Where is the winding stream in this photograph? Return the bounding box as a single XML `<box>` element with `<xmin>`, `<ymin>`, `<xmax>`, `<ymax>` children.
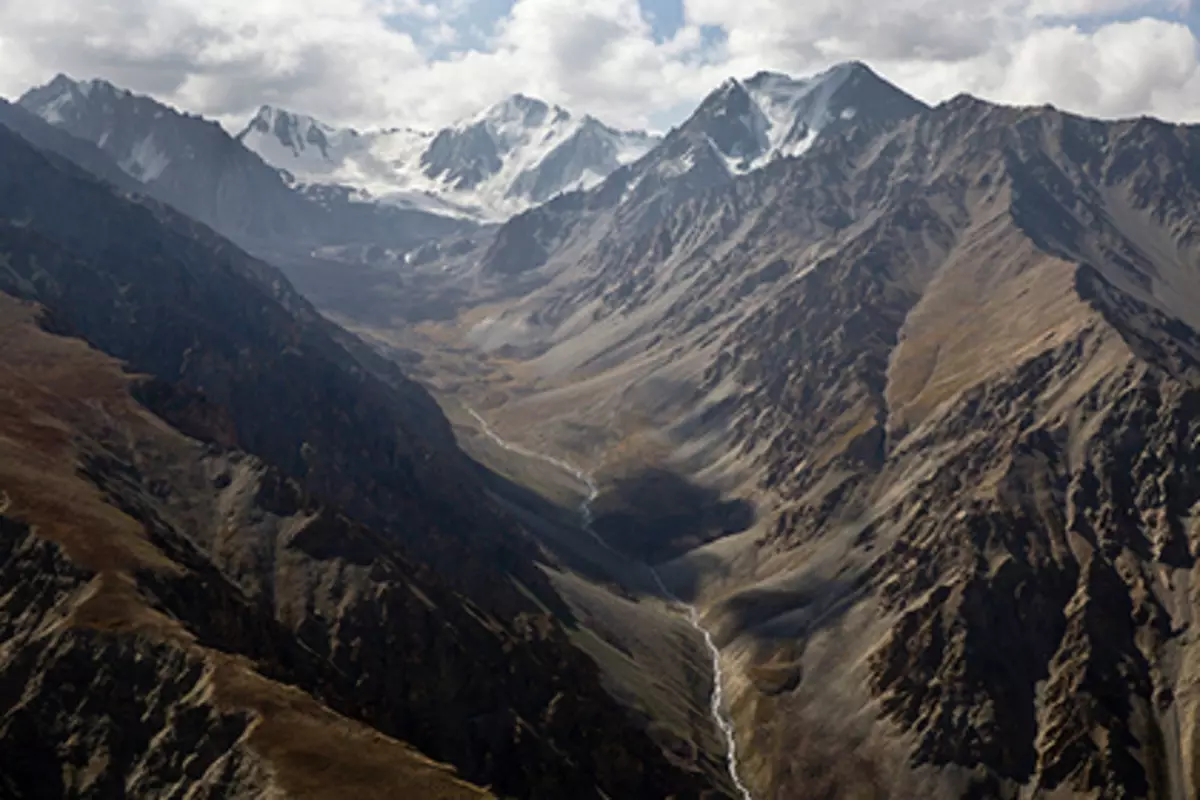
<box><xmin>466</xmin><ymin>408</ymin><xmax>754</xmax><ymax>800</ymax></box>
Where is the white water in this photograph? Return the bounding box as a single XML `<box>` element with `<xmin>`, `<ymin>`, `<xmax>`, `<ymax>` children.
<box><xmin>466</xmin><ymin>408</ymin><xmax>754</xmax><ymax>800</ymax></box>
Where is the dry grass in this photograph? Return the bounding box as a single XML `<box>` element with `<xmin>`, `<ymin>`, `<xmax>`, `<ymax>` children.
<box><xmin>815</xmin><ymin>403</ymin><xmax>878</xmax><ymax>468</ymax></box>
<box><xmin>888</xmin><ymin>220</ymin><xmax>1097</xmax><ymax>434</ymax></box>
<box><xmin>212</xmin><ymin>657</ymin><xmax>493</xmax><ymax>800</ymax></box>
<box><xmin>0</xmin><ymin>294</ymin><xmax>177</xmax><ymax>574</ymax></box>
<box><xmin>69</xmin><ymin>572</ymin><xmax>197</xmax><ymax>644</ymax></box>
<box><xmin>0</xmin><ymin>292</ymin><xmax>494</xmax><ymax>799</ymax></box>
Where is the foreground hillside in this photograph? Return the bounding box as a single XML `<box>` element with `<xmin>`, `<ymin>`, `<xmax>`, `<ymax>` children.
<box><xmin>0</xmin><ymin>123</ymin><xmax>721</xmax><ymax>799</ymax></box>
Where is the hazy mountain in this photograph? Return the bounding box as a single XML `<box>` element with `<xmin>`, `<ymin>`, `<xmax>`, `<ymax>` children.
<box><xmin>0</xmin><ymin>97</ymin><xmax>142</xmax><ymax>193</ymax></box>
<box><xmin>17</xmin><ymin>75</ymin><xmax>468</xmax><ymax>253</ymax></box>
<box><xmin>237</xmin><ymin>95</ymin><xmax>660</xmax><ymax>221</ymax></box>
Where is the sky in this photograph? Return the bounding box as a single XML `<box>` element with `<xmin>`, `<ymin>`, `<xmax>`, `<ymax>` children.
<box><xmin>0</xmin><ymin>0</ymin><xmax>1197</xmax><ymax>132</ymax></box>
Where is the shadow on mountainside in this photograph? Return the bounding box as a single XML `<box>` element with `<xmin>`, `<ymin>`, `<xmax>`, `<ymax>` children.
<box><xmin>591</xmin><ymin>468</ymin><xmax>756</xmax><ymax>564</ymax></box>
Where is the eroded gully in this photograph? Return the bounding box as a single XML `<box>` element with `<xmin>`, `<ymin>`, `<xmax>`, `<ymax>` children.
<box><xmin>467</xmin><ymin>409</ymin><xmax>753</xmax><ymax>800</ymax></box>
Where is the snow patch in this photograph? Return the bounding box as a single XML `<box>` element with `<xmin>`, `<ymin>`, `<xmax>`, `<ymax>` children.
<box><xmin>780</xmin><ymin>128</ymin><xmax>819</xmax><ymax>158</ymax></box>
<box><xmin>36</xmin><ymin>91</ymin><xmax>73</xmax><ymax>125</ymax></box>
<box><xmin>657</xmin><ymin>151</ymin><xmax>696</xmax><ymax>179</ymax></box>
<box><xmin>119</xmin><ymin>134</ymin><xmax>171</xmax><ymax>182</ymax></box>
<box><xmin>731</xmin><ymin>64</ymin><xmax>857</xmax><ymax>171</ymax></box>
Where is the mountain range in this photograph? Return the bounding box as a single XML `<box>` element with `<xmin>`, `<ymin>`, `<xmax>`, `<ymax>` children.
<box><xmin>237</xmin><ymin>95</ymin><xmax>659</xmax><ymax>220</ymax></box>
<box><xmin>5</xmin><ymin>58</ymin><xmax>1200</xmax><ymax>800</ymax></box>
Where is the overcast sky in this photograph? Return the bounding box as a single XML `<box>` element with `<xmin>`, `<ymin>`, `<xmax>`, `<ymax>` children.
<box><xmin>1</xmin><ymin>0</ymin><xmax>1197</xmax><ymax>131</ymax></box>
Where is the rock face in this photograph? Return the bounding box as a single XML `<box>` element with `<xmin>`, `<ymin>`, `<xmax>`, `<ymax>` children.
<box><xmin>383</xmin><ymin>71</ymin><xmax>1200</xmax><ymax>798</ymax></box>
<box><xmin>0</xmin><ymin>125</ymin><xmax>719</xmax><ymax>799</ymax></box>
<box><xmin>16</xmin><ymin>75</ymin><xmax>467</xmax><ymax>253</ymax></box>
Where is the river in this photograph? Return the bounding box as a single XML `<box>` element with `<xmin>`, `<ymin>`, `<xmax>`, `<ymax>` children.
<box><xmin>466</xmin><ymin>409</ymin><xmax>754</xmax><ymax>800</ymax></box>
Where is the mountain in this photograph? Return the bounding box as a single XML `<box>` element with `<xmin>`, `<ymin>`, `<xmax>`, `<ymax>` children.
<box><xmin>17</xmin><ymin>75</ymin><xmax>468</xmax><ymax>253</ymax></box>
<box><xmin>681</xmin><ymin>63</ymin><xmax>923</xmax><ymax>175</ymax></box>
<box><xmin>468</xmin><ymin>61</ymin><xmax>925</xmax><ymax>278</ymax></box>
<box><xmin>347</xmin><ymin>64</ymin><xmax>1200</xmax><ymax>798</ymax></box>
<box><xmin>236</xmin><ymin>95</ymin><xmax>660</xmax><ymax>220</ymax></box>
<box><xmin>0</xmin><ymin>97</ymin><xmax>142</xmax><ymax>193</ymax></box>
<box><xmin>0</xmin><ymin>122</ymin><xmax>722</xmax><ymax>798</ymax></box>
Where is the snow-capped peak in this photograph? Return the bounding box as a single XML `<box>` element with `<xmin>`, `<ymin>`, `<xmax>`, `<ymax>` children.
<box><xmin>22</xmin><ymin>74</ymin><xmax>120</xmax><ymax>124</ymax></box>
<box><xmin>681</xmin><ymin>61</ymin><xmax>918</xmax><ymax>175</ymax></box>
<box><xmin>477</xmin><ymin>94</ymin><xmax>568</xmax><ymax>128</ymax></box>
<box><xmin>237</xmin><ymin>105</ymin><xmax>362</xmax><ymax>166</ymax></box>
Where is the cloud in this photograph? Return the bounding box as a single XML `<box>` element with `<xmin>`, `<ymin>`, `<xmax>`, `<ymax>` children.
<box><xmin>1026</xmin><ymin>0</ymin><xmax>1189</xmax><ymax>18</ymax></box>
<box><xmin>996</xmin><ymin>17</ymin><xmax>1200</xmax><ymax>117</ymax></box>
<box><xmin>684</xmin><ymin>0</ymin><xmax>1019</xmax><ymax>67</ymax></box>
<box><xmin>0</xmin><ymin>0</ymin><xmax>1197</xmax><ymax>132</ymax></box>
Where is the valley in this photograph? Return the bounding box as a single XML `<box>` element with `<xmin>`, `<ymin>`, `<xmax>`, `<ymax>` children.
<box><xmin>4</xmin><ymin>52</ymin><xmax>1200</xmax><ymax>800</ymax></box>
<box><xmin>464</xmin><ymin>403</ymin><xmax>754</xmax><ymax>800</ymax></box>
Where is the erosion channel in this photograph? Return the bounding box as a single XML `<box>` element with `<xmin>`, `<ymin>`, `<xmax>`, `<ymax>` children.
<box><xmin>466</xmin><ymin>409</ymin><xmax>754</xmax><ymax>800</ymax></box>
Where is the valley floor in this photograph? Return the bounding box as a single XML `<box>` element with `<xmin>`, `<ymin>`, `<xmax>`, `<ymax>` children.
<box><xmin>460</xmin><ymin>404</ymin><xmax>755</xmax><ymax>800</ymax></box>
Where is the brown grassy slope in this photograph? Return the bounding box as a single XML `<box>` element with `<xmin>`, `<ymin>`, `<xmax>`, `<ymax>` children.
<box><xmin>0</xmin><ymin>292</ymin><xmax>491</xmax><ymax>800</ymax></box>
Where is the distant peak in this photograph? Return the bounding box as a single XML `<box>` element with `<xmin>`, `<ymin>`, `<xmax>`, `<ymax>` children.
<box><xmin>741</xmin><ymin>62</ymin><xmax>880</xmax><ymax>91</ymax></box>
<box><xmin>42</xmin><ymin>74</ymin><xmax>116</xmax><ymax>98</ymax></box>
<box><xmin>491</xmin><ymin>93</ymin><xmax>551</xmax><ymax>116</ymax></box>
<box><xmin>46</xmin><ymin>73</ymin><xmax>78</xmax><ymax>90</ymax></box>
<box><xmin>506</xmin><ymin>92</ymin><xmax>544</xmax><ymax>109</ymax></box>
<box><xmin>254</xmin><ymin>104</ymin><xmax>318</xmax><ymax>122</ymax></box>
<box><xmin>245</xmin><ymin>105</ymin><xmax>351</xmax><ymax>135</ymax></box>
<box><xmin>831</xmin><ymin>59</ymin><xmax>872</xmax><ymax>74</ymax></box>
<box><xmin>717</xmin><ymin>76</ymin><xmax>746</xmax><ymax>93</ymax></box>
<box><xmin>251</xmin><ymin>105</ymin><xmax>305</xmax><ymax>126</ymax></box>
<box><xmin>744</xmin><ymin>70</ymin><xmax>792</xmax><ymax>86</ymax></box>
<box><xmin>700</xmin><ymin>77</ymin><xmax>751</xmax><ymax>107</ymax></box>
<box><xmin>479</xmin><ymin>92</ymin><xmax>570</xmax><ymax>128</ymax></box>
<box><xmin>939</xmin><ymin>92</ymin><xmax>991</xmax><ymax>112</ymax></box>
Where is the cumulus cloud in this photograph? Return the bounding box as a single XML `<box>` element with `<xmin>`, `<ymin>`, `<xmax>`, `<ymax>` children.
<box><xmin>0</xmin><ymin>0</ymin><xmax>1196</xmax><ymax>131</ymax></box>
<box><xmin>997</xmin><ymin>18</ymin><xmax>1200</xmax><ymax>117</ymax></box>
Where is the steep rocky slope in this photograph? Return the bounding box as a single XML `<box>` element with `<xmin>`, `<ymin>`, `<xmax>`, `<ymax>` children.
<box><xmin>0</xmin><ymin>125</ymin><xmax>721</xmax><ymax>799</ymax></box>
<box><xmin>0</xmin><ymin>294</ymin><xmax>491</xmax><ymax>800</ymax></box>
<box><xmin>373</xmin><ymin>79</ymin><xmax>1200</xmax><ymax>798</ymax></box>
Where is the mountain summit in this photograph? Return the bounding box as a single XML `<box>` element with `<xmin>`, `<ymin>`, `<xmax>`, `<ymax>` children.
<box><xmin>681</xmin><ymin>61</ymin><xmax>925</xmax><ymax>174</ymax></box>
<box><xmin>240</xmin><ymin>105</ymin><xmax>366</xmax><ymax>164</ymax></box>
